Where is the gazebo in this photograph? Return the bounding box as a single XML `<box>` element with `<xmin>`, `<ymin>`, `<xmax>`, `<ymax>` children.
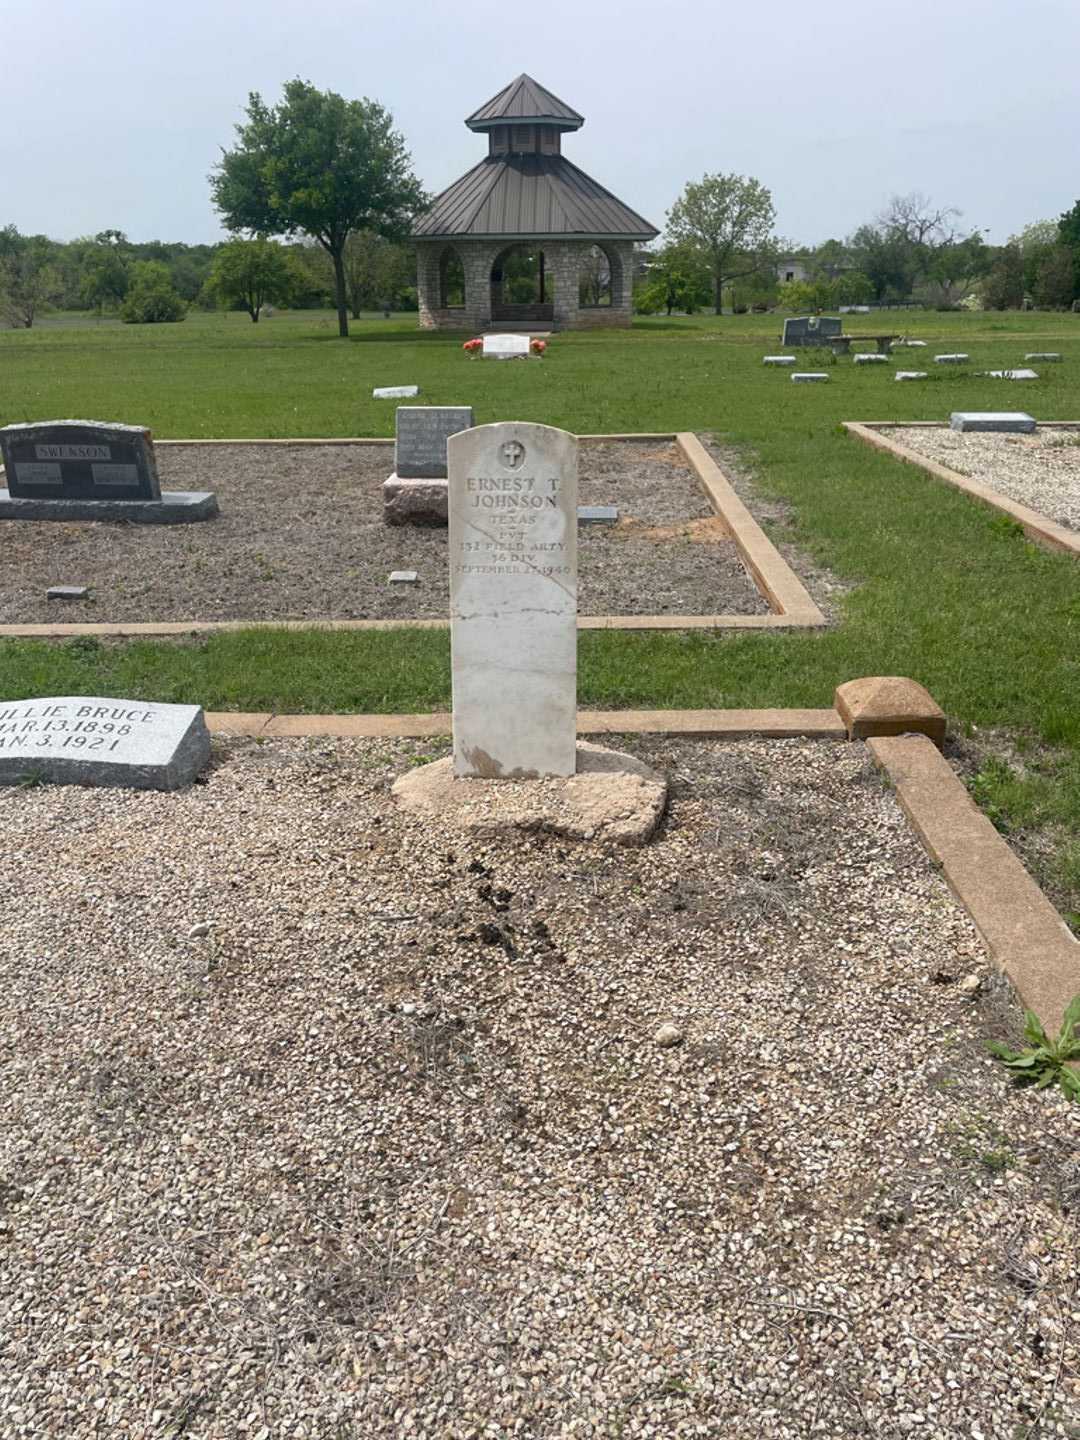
<box><xmin>413</xmin><ymin>74</ymin><xmax>659</xmax><ymax>332</ymax></box>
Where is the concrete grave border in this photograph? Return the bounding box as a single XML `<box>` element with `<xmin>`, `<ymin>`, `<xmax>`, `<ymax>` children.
<box><xmin>844</xmin><ymin>420</ymin><xmax>1080</xmax><ymax>559</ymax></box>
<box><xmin>0</xmin><ymin>433</ymin><xmax>825</xmax><ymax>639</ymax></box>
<box><xmin>203</xmin><ymin>687</ymin><xmax>1080</xmax><ymax>1038</ymax></box>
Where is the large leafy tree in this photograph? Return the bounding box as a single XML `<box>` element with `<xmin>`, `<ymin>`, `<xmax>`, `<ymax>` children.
<box><xmin>208</xmin><ymin>237</ymin><xmax>298</xmax><ymax>321</ymax></box>
<box><xmin>0</xmin><ymin>228</ymin><xmax>62</xmax><ymax>328</ymax></box>
<box><xmin>210</xmin><ymin>79</ymin><xmax>426</xmax><ymax>337</ymax></box>
<box><xmin>665</xmin><ymin>173</ymin><xmax>776</xmax><ymax>315</ymax></box>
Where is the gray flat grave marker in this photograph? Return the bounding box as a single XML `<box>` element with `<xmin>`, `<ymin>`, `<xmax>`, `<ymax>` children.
<box><xmin>1025</xmin><ymin>353</ymin><xmax>1061</xmax><ymax>361</ymax></box>
<box><xmin>0</xmin><ymin>697</ymin><xmax>210</xmax><ymax>790</ymax></box>
<box><xmin>791</xmin><ymin>373</ymin><xmax>830</xmax><ymax>383</ymax></box>
<box><xmin>934</xmin><ymin>354</ymin><xmax>969</xmax><ymax>364</ymax></box>
<box><xmin>482</xmin><ymin>334</ymin><xmax>531</xmax><ymax>359</ymax></box>
<box><xmin>373</xmin><ymin>385</ymin><xmax>419</xmax><ymax>399</ymax></box>
<box><xmin>898</xmin><ymin>339</ymin><xmax>928</xmax><ymax>348</ymax></box>
<box><xmin>987</xmin><ymin>368</ymin><xmax>1039</xmax><ymax>381</ymax></box>
<box><xmin>448</xmin><ymin>422</ymin><xmax>577</xmax><ymax>779</ymax></box>
<box><xmin>578</xmin><ymin>505</ymin><xmax>618</xmax><ymax>523</ymax></box>
<box><xmin>395</xmin><ymin>406</ymin><xmax>474</xmax><ymax>479</ymax></box>
<box><xmin>46</xmin><ymin>586</ymin><xmax>90</xmax><ymax>601</ymax></box>
<box><xmin>388</xmin><ymin>570</ymin><xmax>419</xmax><ymax>584</ymax></box>
<box><xmin>763</xmin><ymin>355</ymin><xmax>797</xmax><ymax>366</ymax></box>
<box><xmin>895</xmin><ymin>371</ymin><xmax>929</xmax><ymax>381</ymax></box>
<box><xmin>853</xmin><ymin>353</ymin><xmax>889</xmax><ymax>364</ymax></box>
<box><xmin>950</xmin><ymin>412</ymin><xmax>1036</xmax><ymax>434</ymax></box>
<box><xmin>0</xmin><ymin>419</ymin><xmax>217</xmax><ymax>524</ymax></box>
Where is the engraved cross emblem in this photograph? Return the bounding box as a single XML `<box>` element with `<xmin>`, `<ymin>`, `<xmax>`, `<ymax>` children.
<box><xmin>499</xmin><ymin>440</ymin><xmax>525</xmax><ymax>470</ymax></box>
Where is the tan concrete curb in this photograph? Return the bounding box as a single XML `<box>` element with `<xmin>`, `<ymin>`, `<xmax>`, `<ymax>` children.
<box><xmin>0</xmin><ymin>432</ymin><xmax>826</xmax><ymax>641</ymax></box>
<box><xmin>869</xmin><ymin>733</ymin><xmax>1080</xmax><ymax>1036</ymax></box>
<box><xmin>844</xmin><ymin>421</ymin><xmax>1080</xmax><ymax>558</ymax></box>
<box><xmin>205</xmin><ymin>707</ymin><xmax>846</xmax><ymax>740</ymax></box>
<box><xmin>676</xmin><ymin>432</ymin><xmax>827</xmax><ymax>626</ymax></box>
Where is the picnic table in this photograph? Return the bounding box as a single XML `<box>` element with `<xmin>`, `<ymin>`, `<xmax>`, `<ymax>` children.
<box><xmin>826</xmin><ymin>334</ymin><xmax>898</xmax><ymax>355</ymax></box>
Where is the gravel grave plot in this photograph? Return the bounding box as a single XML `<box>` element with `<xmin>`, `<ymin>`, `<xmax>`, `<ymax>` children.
<box><xmin>0</xmin><ymin>442</ymin><xmax>767</xmax><ymax>625</ymax></box>
<box><xmin>890</xmin><ymin>426</ymin><xmax>1080</xmax><ymax>534</ymax></box>
<box><xmin>1</xmin><ymin>735</ymin><xmax>1078</xmax><ymax>1438</ymax></box>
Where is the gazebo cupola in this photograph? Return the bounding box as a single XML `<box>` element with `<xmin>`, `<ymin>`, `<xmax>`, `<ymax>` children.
<box><xmin>413</xmin><ymin>74</ymin><xmax>658</xmax><ymax>332</ymax></box>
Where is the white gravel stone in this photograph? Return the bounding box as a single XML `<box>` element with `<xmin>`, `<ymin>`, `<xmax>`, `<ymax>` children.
<box><xmin>0</xmin><ymin>734</ymin><xmax>1075</xmax><ymax>1437</ymax></box>
<box><xmin>890</xmin><ymin>424</ymin><xmax>1080</xmax><ymax>533</ymax></box>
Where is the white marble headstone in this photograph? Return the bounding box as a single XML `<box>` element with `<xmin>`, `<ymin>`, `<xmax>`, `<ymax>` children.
<box><xmin>447</xmin><ymin>422</ymin><xmax>578</xmax><ymax>779</ymax></box>
<box><xmin>482</xmin><ymin>334</ymin><xmax>531</xmax><ymax>360</ymax></box>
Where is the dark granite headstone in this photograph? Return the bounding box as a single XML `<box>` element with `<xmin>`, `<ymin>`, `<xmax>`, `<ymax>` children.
<box><xmin>782</xmin><ymin>316</ymin><xmax>843</xmax><ymax>346</ymax></box>
<box><xmin>395</xmin><ymin>407</ymin><xmax>474</xmax><ymax>479</ymax></box>
<box><xmin>1</xmin><ymin>420</ymin><xmax>160</xmax><ymax>501</ymax></box>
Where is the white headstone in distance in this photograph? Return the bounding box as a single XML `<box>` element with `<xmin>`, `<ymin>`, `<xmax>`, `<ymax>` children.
<box><xmin>373</xmin><ymin>385</ymin><xmax>420</xmax><ymax>399</ymax></box>
<box><xmin>0</xmin><ymin>697</ymin><xmax>210</xmax><ymax>790</ymax></box>
<box><xmin>448</xmin><ymin>422</ymin><xmax>578</xmax><ymax>779</ymax></box>
<box><xmin>934</xmin><ymin>354</ymin><xmax>969</xmax><ymax>364</ymax></box>
<box><xmin>895</xmin><ymin>371</ymin><xmax>929</xmax><ymax>381</ymax></box>
<box><xmin>853</xmin><ymin>353</ymin><xmax>889</xmax><ymax>364</ymax></box>
<box><xmin>950</xmin><ymin>412</ymin><xmax>1036</xmax><ymax>433</ymax></box>
<box><xmin>482</xmin><ymin>334</ymin><xmax>531</xmax><ymax>360</ymax></box>
<box><xmin>763</xmin><ymin>356</ymin><xmax>797</xmax><ymax>366</ymax></box>
<box><xmin>791</xmin><ymin>373</ymin><xmax>830</xmax><ymax>383</ymax></box>
<box><xmin>1025</xmin><ymin>352</ymin><xmax>1061</xmax><ymax>361</ymax></box>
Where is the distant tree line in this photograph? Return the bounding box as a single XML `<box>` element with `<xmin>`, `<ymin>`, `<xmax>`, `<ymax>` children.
<box><xmin>0</xmin><ymin>222</ymin><xmax>420</xmax><ymax>328</ymax></box>
<box><xmin>636</xmin><ymin>183</ymin><xmax>1080</xmax><ymax>316</ymax></box>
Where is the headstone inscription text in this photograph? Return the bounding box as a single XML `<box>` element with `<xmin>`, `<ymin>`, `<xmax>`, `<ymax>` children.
<box><xmin>0</xmin><ymin>697</ymin><xmax>211</xmax><ymax>790</ymax></box>
<box><xmin>396</xmin><ymin>406</ymin><xmax>474</xmax><ymax>478</ymax></box>
<box><xmin>0</xmin><ymin>420</ymin><xmax>160</xmax><ymax>501</ymax></box>
<box><xmin>448</xmin><ymin>423</ymin><xmax>578</xmax><ymax>779</ymax></box>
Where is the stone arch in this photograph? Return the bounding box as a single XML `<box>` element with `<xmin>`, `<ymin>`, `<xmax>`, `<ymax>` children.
<box><xmin>578</xmin><ymin>243</ymin><xmax>623</xmax><ymax>309</ymax></box>
<box><xmin>490</xmin><ymin>244</ymin><xmax>554</xmax><ymax>323</ymax></box>
<box><xmin>438</xmin><ymin>245</ymin><xmax>466</xmax><ymax>309</ymax></box>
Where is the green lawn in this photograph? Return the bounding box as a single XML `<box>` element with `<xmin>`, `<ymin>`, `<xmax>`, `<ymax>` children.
<box><xmin>2</xmin><ymin>307</ymin><xmax>1080</xmax><ymax>923</ymax></box>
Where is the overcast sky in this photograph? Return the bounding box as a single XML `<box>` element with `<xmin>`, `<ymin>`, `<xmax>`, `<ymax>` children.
<box><xmin>1</xmin><ymin>0</ymin><xmax>1075</xmax><ymax>248</ymax></box>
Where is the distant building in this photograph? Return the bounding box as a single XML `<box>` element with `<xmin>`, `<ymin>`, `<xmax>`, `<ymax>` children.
<box><xmin>413</xmin><ymin>74</ymin><xmax>659</xmax><ymax>331</ymax></box>
<box><xmin>777</xmin><ymin>255</ymin><xmax>811</xmax><ymax>284</ymax></box>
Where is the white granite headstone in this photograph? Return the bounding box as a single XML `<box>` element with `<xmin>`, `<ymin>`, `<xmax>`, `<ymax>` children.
<box><xmin>934</xmin><ymin>354</ymin><xmax>969</xmax><ymax>364</ymax></box>
<box><xmin>895</xmin><ymin>371</ymin><xmax>929</xmax><ymax>381</ymax></box>
<box><xmin>950</xmin><ymin>412</ymin><xmax>1036</xmax><ymax>433</ymax></box>
<box><xmin>791</xmin><ymin>373</ymin><xmax>830</xmax><ymax>383</ymax></box>
<box><xmin>373</xmin><ymin>385</ymin><xmax>419</xmax><ymax>399</ymax></box>
<box><xmin>448</xmin><ymin>422</ymin><xmax>577</xmax><ymax>779</ymax></box>
<box><xmin>763</xmin><ymin>356</ymin><xmax>797</xmax><ymax>366</ymax></box>
<box><xmin>0</xmin><ymin>697</ymin><xmax>210</xmax><ymax>790</ymax></box>
<box><xmin>482</xmin><ymin>334</ymin><xmax>531</xmax><ymax>360</ymax></box>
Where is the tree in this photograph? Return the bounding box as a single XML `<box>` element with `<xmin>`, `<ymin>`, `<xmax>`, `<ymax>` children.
<box><xmin>1034</xmin><ymin>246</ymin><xmax>1078</xmax><ymax>309</ymax></box>
<box><xmin>0</xmin><ymin>229</ymin><xmax>61</xmax><ymax>328</ymax></box>
<box><xmin>980</xmin><ymin>244</ymin><xmax>1024</xmax><ymax>310</ymax></box>
<box><xmin>120</xmin><ymin>260</ymin><xmax>186</xmax><ymax>323</ymax></box>
<box><xmin>342</xmin><ymin>230</ymin><xmax>413</xmax><ymax>317</ymax></box>
<box><xmin>79</xmin><ymin>232</ymin><xmax>130</xmax><ymax>314</ymax></box>
<box><xmin>636</xmin><ymin>241</ymin><xmax>712</xmax><ymax>315</ymax></box>
<box><xmin>208</xmin><ymin>237</ymin><xmax>297</xmax><ymax>321</ymax></box>
<box><xmin>665</xmin><ymin>173</ymin><xmax>777</xmax><ymax>315</ymax></box>
<box><xmin>210</xmin><ymin>79</ymin><xmax>427</xmax><ymax>337</ymax></box>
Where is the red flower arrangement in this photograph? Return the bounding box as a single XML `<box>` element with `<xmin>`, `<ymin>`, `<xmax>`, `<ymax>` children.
<box><xmin>462</xmin><ymin>337</ymin><xmax>482</xmax><ymax>354</ymax></box>
<box><xmin>530</xmin><ymin>339</ymin><xmax>546</xmax><ymax>355</ymax></box>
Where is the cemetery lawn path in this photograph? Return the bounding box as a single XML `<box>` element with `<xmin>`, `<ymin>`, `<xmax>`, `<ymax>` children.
<box><xmin>2</xmin><ymin>308</ymin><xmax>1080</xmax><ymax>928</ymax></box>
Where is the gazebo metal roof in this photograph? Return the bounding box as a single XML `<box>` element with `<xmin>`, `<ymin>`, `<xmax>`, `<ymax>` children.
<box><xmin>414</xmin><ymin>76</ymin><xmax>659</xmax><ymax>243</ymax></box>
<box><xmin>465</xmin><ymin>73</ymin><xmax>584</xmax><ymax>132</ymax></box>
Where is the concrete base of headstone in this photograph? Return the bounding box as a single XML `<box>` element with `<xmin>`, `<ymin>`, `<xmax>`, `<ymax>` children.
<box><xmin>382</xmin><ymin>474</ymin><xmax>449</xmax><ymax>526</ymax></box>
<box><xmin>0</xmin><ymin>490</ymin><xmax>218</xmax><ymax>523</ymax></box>
<box><xmin>950</xmin><ymin>412</ymin><xmax>1036</xmax><ymax>434</ymax></box>
<box><xmin>392</xmin><ymin>742</ymin><xmax>668</xmax><ymax>846</ymax></box>
<box><xmin>0</xmin><ymin>697</ymin><xmax>211</xmax><ymax>789</ymax></box>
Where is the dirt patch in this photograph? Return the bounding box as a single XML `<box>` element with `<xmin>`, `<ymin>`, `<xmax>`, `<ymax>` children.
<box><xmin>0</xmin><ymin>441</ymin><xmax>768</xmax><ymax>624</ymax></box>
